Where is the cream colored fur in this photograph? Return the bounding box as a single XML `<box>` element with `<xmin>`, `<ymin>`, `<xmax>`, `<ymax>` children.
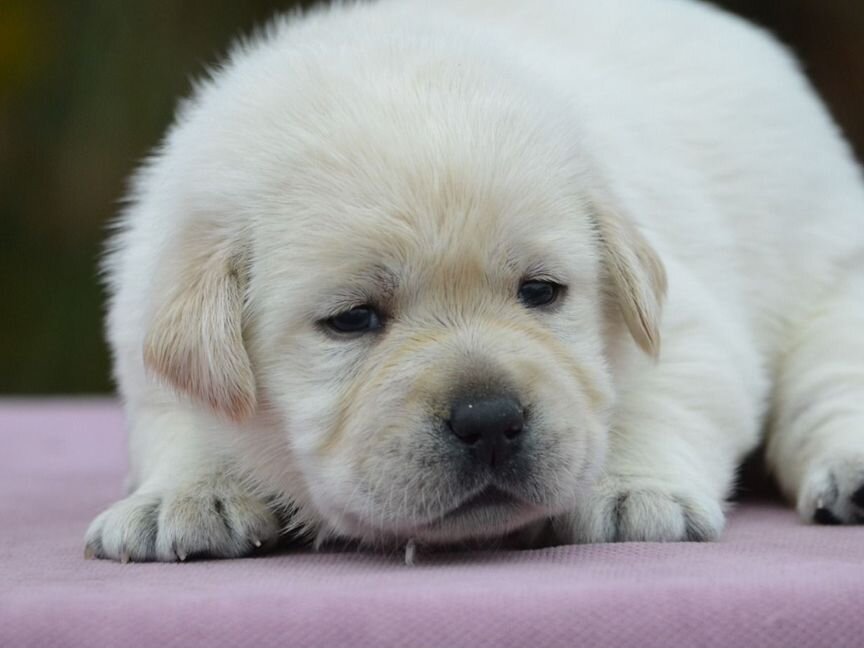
<box><xmin>86</xmin><ymin>0</ymin><xmax>864</xmax><ymax>561</ymax></box>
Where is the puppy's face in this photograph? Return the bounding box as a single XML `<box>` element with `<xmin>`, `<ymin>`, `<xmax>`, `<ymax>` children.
<box><xmin>249</xmin><ymin>165</ymin><xmax>616</xmax><ymax>544</ymax></box>
<box><xmin>143</xmin><ymin>69</ymin><xmax>665</xmax><ymax>546</ymax></box>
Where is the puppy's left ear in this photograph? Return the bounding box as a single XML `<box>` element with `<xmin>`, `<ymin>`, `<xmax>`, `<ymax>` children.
<box><xmin>143</xmin><ymin>224</ymin><xmax>256</xmax><ymax>421</ymax></box>
<box><xmin>590</xmin><ymin>193</ymin><xmax>667</xmax><ymax>358</ymax></box>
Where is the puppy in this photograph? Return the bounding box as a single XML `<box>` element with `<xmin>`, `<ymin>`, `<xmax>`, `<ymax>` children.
<box><xmin>86</xmin><ymin>0</ymin><xmax>864</xmax><ymax>562</ymax></box>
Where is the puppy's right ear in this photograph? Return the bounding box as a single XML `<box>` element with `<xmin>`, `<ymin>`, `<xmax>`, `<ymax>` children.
<box><xmin>143</xmin><ymin>225</ymin><xmax>256</xmax><ymax>421</ymax></box>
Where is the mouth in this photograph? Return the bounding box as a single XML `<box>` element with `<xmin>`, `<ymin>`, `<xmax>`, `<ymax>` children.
<box><xmin>402</xmin><ymin>484</ymin><xmax>553</xmax><ymax>548</ymax></box>
<box><xmin>333</xmin><ymin>487</ymin><xmax>546</xmax><ymax>546</ymax></box>
<box><xmin>439</xmin><ymin>486</ymin><xmax>520</xmax><ymax>520</ymax></box>
<box><xmin>408</xmin><ymin>485</ymin><xmax>541</xmax><ymax>542</ymax></box>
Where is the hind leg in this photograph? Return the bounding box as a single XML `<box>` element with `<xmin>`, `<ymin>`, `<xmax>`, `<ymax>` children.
<box><xmin>768</xmin><ymin>273</ymin><xmax>864</xmax><ymax>524</ymax></box>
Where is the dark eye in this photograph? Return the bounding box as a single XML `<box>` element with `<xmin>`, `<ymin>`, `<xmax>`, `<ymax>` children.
<box><xmin>325</xmin><ymin>306</ymin><xmax>382</xmax><ymax>334</ymax></box>
<box><xmin>518</xmin><ymin>280</ymin><xmax>562</xmax><ymax>308</ymax></box>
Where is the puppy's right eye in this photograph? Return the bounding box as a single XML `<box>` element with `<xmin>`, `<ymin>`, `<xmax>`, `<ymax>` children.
<box><xmin>325</xmin><ymin>306</ymin><xmax>382</xmax><ymax>334</ymax></box>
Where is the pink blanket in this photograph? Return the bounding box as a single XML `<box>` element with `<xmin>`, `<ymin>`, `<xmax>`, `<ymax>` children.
<box><xmin>2</xmin><ymin>401</ymin><xmax>862</xmax><ymax>648</ymax></box>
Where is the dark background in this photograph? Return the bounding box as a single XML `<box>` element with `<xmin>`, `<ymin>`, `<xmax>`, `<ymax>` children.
<box><xmin>2</xmin><ymin>1</ymin><xmax>862</xmax><ymax>394</ymax></box>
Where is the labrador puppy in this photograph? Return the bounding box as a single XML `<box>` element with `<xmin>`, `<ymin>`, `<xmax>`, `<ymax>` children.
<box><xmin>86</xmin><ymin>0</ymin><xmax>864</xmax><ymax>561</ymax></box>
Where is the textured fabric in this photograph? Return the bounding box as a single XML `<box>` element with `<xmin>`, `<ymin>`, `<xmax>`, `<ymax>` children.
<box><xmin>1</xmin><ymin>401</ymin><xmax>863</xmax><ymax>648</ymax></box>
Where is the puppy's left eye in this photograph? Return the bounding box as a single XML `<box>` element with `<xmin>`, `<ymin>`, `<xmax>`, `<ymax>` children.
<box><xmin>325</xmin><ymin>306</ymin><xmax>382</xmax><ymax>334</ymax></box>
<box><xmin>518</xmin><ymin>280</ymin><xmax>563</xmax><ymax>308</ymax></box>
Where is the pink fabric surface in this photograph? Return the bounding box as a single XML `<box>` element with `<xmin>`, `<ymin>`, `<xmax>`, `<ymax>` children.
<box><xmin>1</xmin><ymin>401</ymin><xmax>863</xmax><ymax>648</ymax></box>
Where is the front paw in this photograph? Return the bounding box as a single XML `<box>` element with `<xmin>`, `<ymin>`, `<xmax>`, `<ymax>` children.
<box><xmin>799</xmin><ymin>457</ymin><xmax>864</xmax><ymax>525</ymax></box>
<box><xmin>85</xmin><ymin>477</ymin><xmax>283</xmax><ymax>562</ymax></box>
<box><xmin>554</xmin><ymin>477</ymin><xmax>725</xmax><ymax>543</ymax></box>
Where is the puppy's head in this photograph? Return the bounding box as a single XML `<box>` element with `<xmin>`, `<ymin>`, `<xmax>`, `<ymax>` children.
<box><xmin>141</xmin><ymin>44</ymin><xmax>665</xmax><ymax>545</ymax></box>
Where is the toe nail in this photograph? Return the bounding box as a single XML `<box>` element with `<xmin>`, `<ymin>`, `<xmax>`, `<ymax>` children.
<box><xmin>120</xmin><ymin>551</ymin><xmax>131</xmax><ymax>564</ymax></box>
<box><xmin>177</xmin><ymin>551</ymin><xmax>187</xmax><ymax>562</ymax></box>
<box><xmin>851</xmin><ymin>485</ymin><xmax>864</xmax><ymax>509</ymax></box>
<box><xmin>814</xmin><ymin>507</ymin><xmax>842</xmax><ymax>525</ymax></box>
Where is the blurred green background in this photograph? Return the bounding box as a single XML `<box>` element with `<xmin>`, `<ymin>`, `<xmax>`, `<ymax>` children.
<box><xmin>2</xmin><ymin>1</ymin><xmax>862</xmax><ymax>394</ymax></box>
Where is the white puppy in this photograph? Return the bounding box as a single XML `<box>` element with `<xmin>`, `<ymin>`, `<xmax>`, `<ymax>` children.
<box><xmin>86</xmin><ymin>0</ymin><xmax>864</xmax><ymax>562</ymax></box>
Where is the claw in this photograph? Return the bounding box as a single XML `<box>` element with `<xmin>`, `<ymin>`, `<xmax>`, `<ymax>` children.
<box><xmin>404</xmin><ymin>539</ymin><xmax>418</xmax><ymax>566</ymax></box>
<box><xmin>120</xmin><ymin>551</ymin><xmax>131</xmax><ymax>564</ymax></box>
<box><xmin>252</xmin><ymin>538</ymin><xmax>262</xmax><ymax>548</ymax></box>
<box><xmin>84</xmin><ymin>545</ymin><xmax>96</xmax><ymax>560</ymax></box>
<box><xmin>313</xmin><ymin>528</ymin><xmax>329</xmax><ymax>552</ymax></box>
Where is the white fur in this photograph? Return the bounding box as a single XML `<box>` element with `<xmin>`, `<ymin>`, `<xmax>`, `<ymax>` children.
<box><xmin>86</xmin><ymin>0</ymin><xmax>864</xmax><ymax>561</ymax></box>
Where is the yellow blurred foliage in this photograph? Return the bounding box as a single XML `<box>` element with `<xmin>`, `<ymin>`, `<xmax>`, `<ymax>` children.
<box><xmin>0</xmin><ymin>1</ymin><xmax>54</xmax><ymax>96</ymax></box>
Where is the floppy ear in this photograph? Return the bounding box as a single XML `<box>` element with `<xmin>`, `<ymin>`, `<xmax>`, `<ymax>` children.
<box><xmin>590</xmin><ymin>194</ymin><xmax>667</xmax><ymax>358</ymax></box>
<box><xmin>143</xmin><ymin>225</ymin><xmax>256</xmax><ymax>420</ymax></box>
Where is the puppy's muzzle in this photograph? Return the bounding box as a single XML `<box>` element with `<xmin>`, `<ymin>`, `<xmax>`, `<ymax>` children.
<box><xmin>447</xmin><ymin>392</ymin><xmax>525</xmax><ymax>468</ymax></box>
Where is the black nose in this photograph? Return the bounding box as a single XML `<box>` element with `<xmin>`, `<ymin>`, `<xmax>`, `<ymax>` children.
<box><xmin>448</xmin><ymin>394</ymin><xmax>525</xmax><ymax>468</ymax></box>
